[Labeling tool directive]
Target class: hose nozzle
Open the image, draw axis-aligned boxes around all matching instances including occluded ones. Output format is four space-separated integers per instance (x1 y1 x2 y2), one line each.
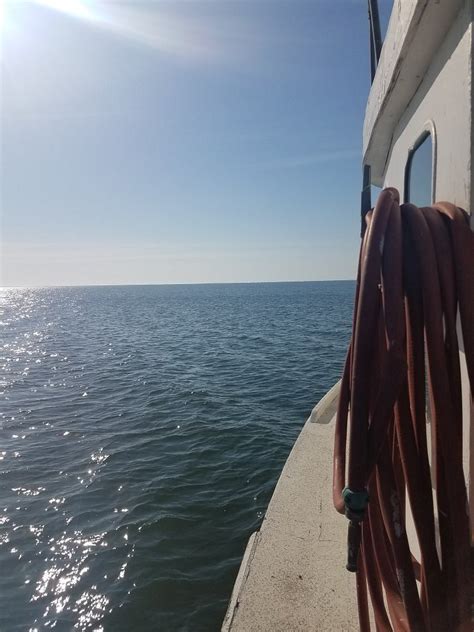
342 487 369 572
346 520 361 572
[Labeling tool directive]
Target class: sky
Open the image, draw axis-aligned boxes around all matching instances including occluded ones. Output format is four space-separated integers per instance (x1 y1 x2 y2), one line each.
1 0 393 286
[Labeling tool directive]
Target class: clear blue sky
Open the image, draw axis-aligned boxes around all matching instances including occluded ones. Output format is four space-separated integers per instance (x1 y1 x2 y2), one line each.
1 0 392 286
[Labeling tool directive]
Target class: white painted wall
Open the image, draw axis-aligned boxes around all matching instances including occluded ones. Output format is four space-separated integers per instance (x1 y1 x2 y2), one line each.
382 2 472 211
363 0 466 187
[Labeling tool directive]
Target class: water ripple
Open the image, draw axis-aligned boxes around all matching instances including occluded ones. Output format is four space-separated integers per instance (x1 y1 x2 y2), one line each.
0 282 353 631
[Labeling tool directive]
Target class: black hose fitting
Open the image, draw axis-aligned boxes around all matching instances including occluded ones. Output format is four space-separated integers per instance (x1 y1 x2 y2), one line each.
342 487 369 572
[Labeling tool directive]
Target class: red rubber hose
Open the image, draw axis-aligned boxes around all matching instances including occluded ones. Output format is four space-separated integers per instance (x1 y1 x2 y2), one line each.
333 189 473 631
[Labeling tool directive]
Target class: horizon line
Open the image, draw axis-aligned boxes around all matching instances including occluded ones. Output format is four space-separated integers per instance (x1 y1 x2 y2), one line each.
1 278 357 290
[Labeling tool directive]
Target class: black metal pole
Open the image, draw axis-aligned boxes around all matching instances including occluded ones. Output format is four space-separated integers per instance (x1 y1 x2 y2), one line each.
368 0 382 82
368 2 376 82
360 164 372 238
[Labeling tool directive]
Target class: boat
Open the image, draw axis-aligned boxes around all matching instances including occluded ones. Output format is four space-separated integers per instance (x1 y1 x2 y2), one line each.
222 1 473 630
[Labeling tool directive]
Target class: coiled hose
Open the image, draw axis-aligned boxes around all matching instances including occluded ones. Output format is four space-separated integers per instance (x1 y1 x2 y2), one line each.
333 188 473 631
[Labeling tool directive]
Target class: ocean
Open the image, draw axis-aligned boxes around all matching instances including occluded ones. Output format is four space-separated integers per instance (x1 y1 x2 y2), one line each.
0 281 354 631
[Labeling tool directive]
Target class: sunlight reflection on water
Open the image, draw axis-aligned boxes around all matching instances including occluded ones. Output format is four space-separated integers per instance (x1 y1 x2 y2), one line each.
0 283 354 630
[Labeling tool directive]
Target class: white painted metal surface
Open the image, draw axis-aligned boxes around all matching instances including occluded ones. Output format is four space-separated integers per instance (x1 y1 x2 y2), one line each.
364 0 470 206
222 383 366 632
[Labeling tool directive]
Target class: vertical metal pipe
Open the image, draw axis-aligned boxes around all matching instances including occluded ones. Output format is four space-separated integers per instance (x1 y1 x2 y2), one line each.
368 0 382 82
368 2 376 82
361 164 372 237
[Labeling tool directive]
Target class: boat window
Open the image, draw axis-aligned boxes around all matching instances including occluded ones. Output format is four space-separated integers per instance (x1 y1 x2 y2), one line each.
404 133 433 206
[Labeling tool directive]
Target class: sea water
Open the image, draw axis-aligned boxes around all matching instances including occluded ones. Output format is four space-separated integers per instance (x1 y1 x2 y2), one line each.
0 281 354 631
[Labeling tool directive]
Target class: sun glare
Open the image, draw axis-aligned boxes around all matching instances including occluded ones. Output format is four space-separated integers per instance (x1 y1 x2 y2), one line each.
33 0 97 23
0 0 97 39
0 1 6 33
1 0 239 69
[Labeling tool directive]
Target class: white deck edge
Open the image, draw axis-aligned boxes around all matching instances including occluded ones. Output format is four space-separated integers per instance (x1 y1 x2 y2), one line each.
221 532 260 632
222 381 363 632
309 379 341 425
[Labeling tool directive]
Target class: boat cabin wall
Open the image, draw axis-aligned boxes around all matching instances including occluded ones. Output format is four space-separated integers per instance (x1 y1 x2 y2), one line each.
382 1 473 214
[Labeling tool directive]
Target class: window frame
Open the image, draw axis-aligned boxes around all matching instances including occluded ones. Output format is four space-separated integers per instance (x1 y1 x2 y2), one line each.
404 123 437 205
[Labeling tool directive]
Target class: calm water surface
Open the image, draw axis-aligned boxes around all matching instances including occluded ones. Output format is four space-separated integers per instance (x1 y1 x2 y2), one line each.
0 282 354 631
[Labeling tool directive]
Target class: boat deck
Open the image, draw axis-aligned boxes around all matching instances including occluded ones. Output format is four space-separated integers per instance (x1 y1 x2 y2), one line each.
222 382 361 631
